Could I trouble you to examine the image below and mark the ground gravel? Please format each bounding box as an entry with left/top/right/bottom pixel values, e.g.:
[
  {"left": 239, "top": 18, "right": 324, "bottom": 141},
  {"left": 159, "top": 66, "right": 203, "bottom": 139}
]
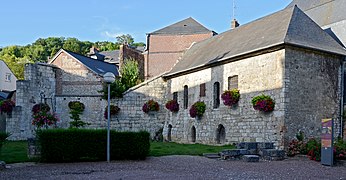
[{"left": 1, "top": 155, "right": 345, "bottom": 180}]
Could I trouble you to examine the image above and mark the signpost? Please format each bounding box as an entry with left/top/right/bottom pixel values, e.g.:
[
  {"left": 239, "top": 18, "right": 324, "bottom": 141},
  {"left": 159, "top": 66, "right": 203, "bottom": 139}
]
[{"left": 321, "top": 118, "right": 334, "bottom": 166}]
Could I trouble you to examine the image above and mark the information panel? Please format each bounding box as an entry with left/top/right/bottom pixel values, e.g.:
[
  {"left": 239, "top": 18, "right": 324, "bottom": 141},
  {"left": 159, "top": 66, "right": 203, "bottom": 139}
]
[{"left": 321, "top": 118, "right": 333, "bottom": 166}]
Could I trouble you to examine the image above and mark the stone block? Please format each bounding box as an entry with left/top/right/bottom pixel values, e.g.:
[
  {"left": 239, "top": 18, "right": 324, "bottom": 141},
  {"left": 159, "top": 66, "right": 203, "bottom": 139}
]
[
  {"left": 238, "top": 142, "right": 258, "bottom": 150},
  {"left": 258, "top": 142, "right": 274, "bottom": 150},
  {"left": 0, "top": 161, "right": 6, "bottom": 170},
  {"left": 243, "top": 155, "right": 260, "bottom": 162},
  {"left": 260, "top": 149, "right": 285, "bottom": 161}
]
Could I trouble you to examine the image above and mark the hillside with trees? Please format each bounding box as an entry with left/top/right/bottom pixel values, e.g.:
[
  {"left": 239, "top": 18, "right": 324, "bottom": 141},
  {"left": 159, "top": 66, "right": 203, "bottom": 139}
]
[{"left": 0, "top": 34, "right": 145, "bottom": 79}]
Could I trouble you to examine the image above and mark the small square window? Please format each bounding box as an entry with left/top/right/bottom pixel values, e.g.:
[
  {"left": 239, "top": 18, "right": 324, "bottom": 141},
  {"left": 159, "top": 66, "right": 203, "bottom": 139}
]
[
  {"left": 5, "top": 73, "right": 11, "bottom": 82},
  {"left": 228, "top": 76, "right": 238, "bottom": 90}
]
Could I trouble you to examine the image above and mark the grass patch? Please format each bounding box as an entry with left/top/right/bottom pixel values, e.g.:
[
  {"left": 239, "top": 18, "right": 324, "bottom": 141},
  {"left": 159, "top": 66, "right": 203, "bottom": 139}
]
[
  {"left": 149, "top": 141, "right": 235, "bottom": 157},
  {"left": 0, "top": 141, "right": 30, "bottom": 164},
  {"left": 0, "top": 141, "right": 236, "bottom": 163}
]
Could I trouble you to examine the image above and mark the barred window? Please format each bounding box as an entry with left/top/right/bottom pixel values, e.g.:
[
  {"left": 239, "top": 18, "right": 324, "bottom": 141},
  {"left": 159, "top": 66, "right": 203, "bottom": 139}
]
[
  {"left": 213, "top": 82, "right": 220, "bottom": 109},
  {"left": 184, "top": 85, "right": 188, "bottom": 109},
  {"left": 200, "top": 83, "right": 206, "bottom": 97}
]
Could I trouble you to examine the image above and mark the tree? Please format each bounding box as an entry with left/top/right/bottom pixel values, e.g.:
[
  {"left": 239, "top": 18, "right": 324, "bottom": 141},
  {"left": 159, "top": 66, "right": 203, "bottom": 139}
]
[
  {"left": 101, "top": 58, "right": 140, "bottom": 99},
  {"left": 116, "top": 34, "right": 134, "bottom": 45},
  {"left": 120, "top": 58, "right": 140, "bottom": 89}
]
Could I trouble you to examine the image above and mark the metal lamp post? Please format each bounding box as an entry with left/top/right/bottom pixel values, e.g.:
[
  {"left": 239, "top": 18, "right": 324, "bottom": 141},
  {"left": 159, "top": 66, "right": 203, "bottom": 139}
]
[{"left": 103, "top": 72, "right": 115, "bottom": 162}]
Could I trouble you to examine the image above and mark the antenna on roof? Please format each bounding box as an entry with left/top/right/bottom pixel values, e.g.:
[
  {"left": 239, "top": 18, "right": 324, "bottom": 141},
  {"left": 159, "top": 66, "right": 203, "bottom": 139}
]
[
  {"left": 231, "top": 0, "right": 239, "bottom": 29},
  {"left": 232, "top": 0, "right": 236, "bottom": 20}
]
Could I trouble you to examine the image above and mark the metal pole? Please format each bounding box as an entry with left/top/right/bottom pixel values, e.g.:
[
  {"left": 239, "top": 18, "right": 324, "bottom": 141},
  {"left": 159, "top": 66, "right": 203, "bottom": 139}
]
[{"left": 107, "top": 83, "right": 111, "bottom": 162}]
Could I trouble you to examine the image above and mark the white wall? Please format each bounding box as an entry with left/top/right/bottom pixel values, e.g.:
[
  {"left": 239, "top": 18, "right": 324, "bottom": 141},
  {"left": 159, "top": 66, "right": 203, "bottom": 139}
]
[{"left": 0, "top": 60, "right": 17, "bottom": 91}]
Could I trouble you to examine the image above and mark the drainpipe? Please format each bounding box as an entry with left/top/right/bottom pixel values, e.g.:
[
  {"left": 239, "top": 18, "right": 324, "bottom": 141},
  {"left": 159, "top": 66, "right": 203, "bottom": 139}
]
[{"left": 340, "top": 60, "right": 345, "bottom": 139}]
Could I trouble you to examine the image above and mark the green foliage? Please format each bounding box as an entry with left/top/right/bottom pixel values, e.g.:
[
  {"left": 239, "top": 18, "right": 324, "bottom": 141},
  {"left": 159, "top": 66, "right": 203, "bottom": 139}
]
[
  {"left": 121, "top": 59, "right": 140, "bottom": 89},
  {"left": 334, "top": 138, "right": 346, "bottom": 160},
  {"left": 116, "top": 34, "right": 134, "bottom": 45},
  {"left": 149, "top": 142, "right": 235, "bottom": 157},
  {"left": 68, "top": 101, "right": 88, "bottom": 128},
  {"left": 189, "top": 101, "right": 206, "bottom": 118},
  {"left": 142, "top": 99, "right": 160, "bottom": 113},
  {"left": 102, "top": 58, "right": 141, "bottom": 99},
  {"left": 36, "top": 129, "right": 150, "bottom": 162},
  {"left": 0, "top": 132, "right": 9, "bottom": 150},
  {"left": 0, "top": 141, "right": 30, "bottom": 164},
  {"left": 306, "top": 138, "right": 321, "bottom": 161},
  {"left": 296, "top": 131, "right": 304, "bottom": 141},
  {"left": 252, "top": 94, "right": 275, "bottom": 112},
  {"left": 0, "top": 36, "right": 145, "bottom": 80}
]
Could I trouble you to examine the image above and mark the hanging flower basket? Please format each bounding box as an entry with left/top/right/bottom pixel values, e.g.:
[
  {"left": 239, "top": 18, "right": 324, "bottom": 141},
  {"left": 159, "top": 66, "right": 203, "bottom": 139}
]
[
  {"left": 104, "top": 105, "right": 120, "bottom": 119},
  {"left": 189, "top": 101, "right": 206, "bottom": 118},
  {"left": 32, "top": 103, "right": 50, "bottom": 114},
  {"left": 252, "top": 94, "right": 275, "bottom": 112},
  {"left": 142, "top": 99, "right": 159, "bottom": 113},
  {"left": 165, "top": 100, "right": 179, "bottom": 113},
  {"left": 32, "top": 111, "right": 59, "bottom": 129},
  {"left": 221, "top": 89, "right": 240, "bottom": 107},
  {"left": 0, "top": 100, "right": 15, "bottom": 114}
]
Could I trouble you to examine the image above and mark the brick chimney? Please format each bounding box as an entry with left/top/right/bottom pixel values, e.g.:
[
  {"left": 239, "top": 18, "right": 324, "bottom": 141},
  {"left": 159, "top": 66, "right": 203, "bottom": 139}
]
[{"left": 231, "top": 19, "right": 239, "bottom": 29}]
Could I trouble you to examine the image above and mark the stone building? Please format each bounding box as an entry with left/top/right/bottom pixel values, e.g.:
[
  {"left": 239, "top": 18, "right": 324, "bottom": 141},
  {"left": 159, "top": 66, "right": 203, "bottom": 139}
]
[
  {"left": 5, "top": 49, "right": 119, "bottom": 140},
  {"left": 5, "top": 3, "right": 346, "bottom": 149},
  {"left": 0, "top": 60, "right": 17, "bottom": 99},
  {"left": 145, "top": 17, "right": 216, "bottom": 79}
]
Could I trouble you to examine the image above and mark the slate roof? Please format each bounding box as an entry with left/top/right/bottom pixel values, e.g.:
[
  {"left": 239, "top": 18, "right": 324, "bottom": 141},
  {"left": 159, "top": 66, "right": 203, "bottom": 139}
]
[
  {"left": 50, "top": 49, "right": 119, "bottom": 77},
  {"left": 288, "top": 0, "right": 346, "bottom": 27},
  {"left": 149, "top": 17, "right": 215, "bottom": 35},
  {"left": 164, "top": 6, "right": 346, "bottom": 78},
  {"left": 99, "top": 50, "right": 120, "bottom": 64}
]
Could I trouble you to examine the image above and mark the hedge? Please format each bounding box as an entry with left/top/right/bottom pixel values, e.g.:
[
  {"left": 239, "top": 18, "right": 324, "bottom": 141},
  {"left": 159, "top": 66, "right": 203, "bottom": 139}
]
[
  {"left": 0, "top": 132, "right": 9, "bottom": 150},
  {"left": 36, "top": 129, "right": 150, "bottom": 162}
]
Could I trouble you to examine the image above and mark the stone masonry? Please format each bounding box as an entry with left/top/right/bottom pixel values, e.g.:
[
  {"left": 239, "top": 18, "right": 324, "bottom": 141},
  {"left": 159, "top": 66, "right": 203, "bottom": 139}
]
[{"left": 163, "top": 47, "right": 343, "bottom": 148}]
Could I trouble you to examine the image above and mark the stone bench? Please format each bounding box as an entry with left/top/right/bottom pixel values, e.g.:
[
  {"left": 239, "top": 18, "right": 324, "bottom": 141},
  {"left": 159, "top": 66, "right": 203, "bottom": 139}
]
[{"left": 243, "top": 155, "right": 260, "bottom": 162}]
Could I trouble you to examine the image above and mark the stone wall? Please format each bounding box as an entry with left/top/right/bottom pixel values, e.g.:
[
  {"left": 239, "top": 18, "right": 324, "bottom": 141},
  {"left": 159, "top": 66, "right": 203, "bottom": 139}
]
[
  {"left": 164, "top": 50, "right": 286, "bottom": 147},
  {"left": 284, "top": 47, "right": 343, "bottom": 144},
  {"left": 7, "top": 63, "right": 57, "bottom": 140},
  {"left": 110, "top": 76, "right": 168, "bottom": 137}
]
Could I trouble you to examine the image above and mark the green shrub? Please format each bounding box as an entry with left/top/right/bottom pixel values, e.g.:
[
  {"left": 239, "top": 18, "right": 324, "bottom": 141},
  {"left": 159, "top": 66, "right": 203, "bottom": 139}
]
[
  {"left": 306, "top": 138, "right": 321, "bottom": 161},
  {"left": 334, "top": 138, "right": 346, "bottom": 160},
  {"left": 0, "top": 132, "right": 9, "bottom": 150},
  {"left": 36, "top": 129, "right": 150, "bottom": 162}
]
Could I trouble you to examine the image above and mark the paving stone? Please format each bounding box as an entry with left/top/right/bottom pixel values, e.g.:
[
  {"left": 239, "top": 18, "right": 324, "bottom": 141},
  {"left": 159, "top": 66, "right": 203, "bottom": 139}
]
[
  {"left": 203, "top": 153, "right": 220, "bottom": 159},
  {"left": 243, "top": 155, "right": 260, "bottom": 162}
]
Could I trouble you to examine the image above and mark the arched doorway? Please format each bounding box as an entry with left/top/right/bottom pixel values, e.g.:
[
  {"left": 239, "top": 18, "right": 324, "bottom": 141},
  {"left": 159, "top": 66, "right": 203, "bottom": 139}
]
[
  {"left": 216, "top": 124, "right": 226, "bottom": 144},
  {"left": 191, "top": 126, "right": 196, "bottom": 143},
  {"left": 167, "top": 124, "right": 172, "bottom": 142}
]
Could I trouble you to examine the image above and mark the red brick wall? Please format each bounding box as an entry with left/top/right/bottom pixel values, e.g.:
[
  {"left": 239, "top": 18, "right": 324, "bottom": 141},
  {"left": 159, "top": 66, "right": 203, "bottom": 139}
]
[
  {"left": 146, "top": 33, "right": 213, "bottom": 78},
  {"left": 119, "top": 45, "right": 145, "bottom": 80}
]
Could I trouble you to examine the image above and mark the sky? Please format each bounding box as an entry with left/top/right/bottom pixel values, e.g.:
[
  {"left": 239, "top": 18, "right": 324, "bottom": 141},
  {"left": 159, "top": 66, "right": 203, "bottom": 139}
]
[{"left": 0, "top": 0, "right": 292, "bottom": 47}]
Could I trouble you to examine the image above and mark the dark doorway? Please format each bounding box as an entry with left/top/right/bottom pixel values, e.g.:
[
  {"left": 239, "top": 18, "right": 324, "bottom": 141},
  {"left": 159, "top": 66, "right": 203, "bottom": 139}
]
[
  {"left": 191, "top": 126, "right": 196, "bottom": 143},
  {"left": 167, "top": 124, "right": 172, "bottom": 141},
  {"left": 216, "top": 124, "right": 226, "bottom": 144}
]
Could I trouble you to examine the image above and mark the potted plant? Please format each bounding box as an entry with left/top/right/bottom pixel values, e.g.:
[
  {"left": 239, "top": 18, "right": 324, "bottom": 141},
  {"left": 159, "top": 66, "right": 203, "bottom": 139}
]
[
  {"left": 31, "top": 103, "right": 58, "bottom": 129},
  {"left": 189, "top": 101, "right": 206, "bottom": 119},
  {"left": 251, "top": 94, "right": 275, "bottom": 112},
  {"left": 142, "top": 99, "right": 160, "bottom": 113},
  {"left": 68, "top": 101, "right": 89, "bottom": 128},
  {"left": 104, "top": 105, "right": 120, "bottom": 119},
  {"left": 165, "top": 100, "right": 179, "bottom": 113},
  {"left": 221, "top": 89, "right": 240, "bottom": 107}
]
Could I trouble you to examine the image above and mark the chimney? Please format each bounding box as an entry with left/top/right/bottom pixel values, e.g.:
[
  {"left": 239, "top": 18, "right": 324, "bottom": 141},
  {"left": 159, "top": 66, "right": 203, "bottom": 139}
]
[
  {"left": 89, "top": 46, "right": 99, "bottom": 55},
  {"left": 231, "top": 19, "right": 239, "bottom": 29}
]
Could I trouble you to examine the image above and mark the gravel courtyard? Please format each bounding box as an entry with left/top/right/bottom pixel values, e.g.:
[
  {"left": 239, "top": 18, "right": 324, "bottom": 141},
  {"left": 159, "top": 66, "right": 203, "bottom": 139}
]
[{"left": 1, "top": 155, "right": 345, "bottom": 180}]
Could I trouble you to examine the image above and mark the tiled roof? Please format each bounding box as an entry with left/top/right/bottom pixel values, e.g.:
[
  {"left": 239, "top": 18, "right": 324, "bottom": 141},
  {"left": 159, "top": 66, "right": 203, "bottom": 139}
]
[
  {"left": 164, "top": 6, "right": 346, "bottom": 78},
  {"left": 99, "top": 50, "right": 120, "bottom": 64},
  {"left": 149, "top": 17, "right": 215, "bottom": 35},
  {"left": 50, "top": 49, "right": 119, "bottom": 77},
  {"left": 287, "top": 0, "right": 346, "bottom": 27}
]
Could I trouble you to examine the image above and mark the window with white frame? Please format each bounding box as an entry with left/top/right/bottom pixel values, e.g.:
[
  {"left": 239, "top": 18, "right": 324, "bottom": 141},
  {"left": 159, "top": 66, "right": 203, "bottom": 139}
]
[{"left": 5, "top": 73, "right": 11, "bottom": 82}]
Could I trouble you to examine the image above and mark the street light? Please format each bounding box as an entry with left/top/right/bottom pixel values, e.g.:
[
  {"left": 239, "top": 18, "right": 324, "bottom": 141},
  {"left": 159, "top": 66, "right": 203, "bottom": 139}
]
[{"left": 103, "top": 72, "right": 115, "bottom": 162}]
